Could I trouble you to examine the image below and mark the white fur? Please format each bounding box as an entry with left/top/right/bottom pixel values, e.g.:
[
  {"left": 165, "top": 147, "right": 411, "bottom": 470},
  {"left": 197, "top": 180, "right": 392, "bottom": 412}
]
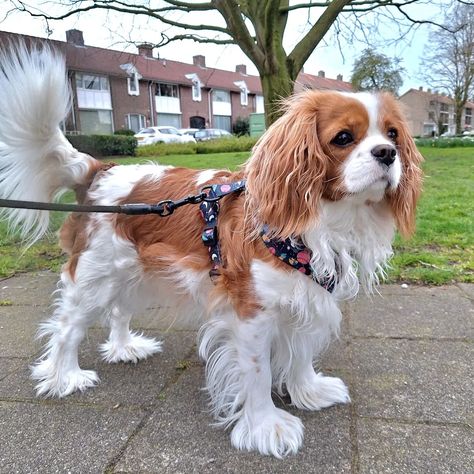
[
  {"left": 0, "top": 42, "right": 95, "bottom": 243},
  {"left": 1, "top": 47, "right": 404, "bottom": 457},
  {"left": 343, "top": 93, "right": 402, "bottom": 197}
]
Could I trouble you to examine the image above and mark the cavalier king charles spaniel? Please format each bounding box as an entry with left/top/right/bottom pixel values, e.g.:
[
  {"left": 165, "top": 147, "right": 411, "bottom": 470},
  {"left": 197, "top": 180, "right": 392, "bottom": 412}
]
[{"left": 0, "top": 45, "right": 422, "bottom": 457}]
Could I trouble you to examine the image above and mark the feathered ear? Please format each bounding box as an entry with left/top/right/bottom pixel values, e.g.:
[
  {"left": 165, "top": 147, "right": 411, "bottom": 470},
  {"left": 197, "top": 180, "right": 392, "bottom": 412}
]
[
  {"left": 245, "top": 92, "right": 327, "bottom": 239},
  {"left": 388, "top": 117, "right": 423, "bottom": 238}
]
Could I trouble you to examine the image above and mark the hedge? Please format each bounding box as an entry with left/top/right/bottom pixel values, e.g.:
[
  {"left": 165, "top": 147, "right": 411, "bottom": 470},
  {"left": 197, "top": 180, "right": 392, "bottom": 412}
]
[
  {"left": 136, "top": 135, "right": 259, "bottom": 157},
  {"left": 415, "top": 137, "right": 474, "bottom": 148},
  {"left": 66, "top": 134, "right": 137, "bottom": 156}
]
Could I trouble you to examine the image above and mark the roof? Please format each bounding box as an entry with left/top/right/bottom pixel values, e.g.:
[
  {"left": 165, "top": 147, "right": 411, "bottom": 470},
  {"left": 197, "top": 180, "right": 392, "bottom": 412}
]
[
  {"left": 0, "top": 29, "right": 352, "bottom": 95},
  {"left": 400, "top": 88, "right": 474, "bottom": 108}
]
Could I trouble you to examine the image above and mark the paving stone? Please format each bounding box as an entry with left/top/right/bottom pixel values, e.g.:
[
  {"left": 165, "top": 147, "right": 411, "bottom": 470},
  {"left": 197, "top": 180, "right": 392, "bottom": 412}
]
[
  {"left": 0, "top": 329, "right": 197, "bottom": 408},
  {"left": 352, "top": 339, "right": 473, "bottom": 424},
  {"left": 0, "top": 271, "right": 58, "bottom": 306},
  {"left": 375, "top": 284, "right": 466, "bottom": 297},
  {"left": 0, "top": 358, "right": 25, "bottom": 381},
  {"left": 457, "top": 282, "right": 474, "bottom": 301},
  {"left": 0, "top": 401, "right": 143, "bottom": 473},
  {"left": 115, "top": 365, "right": 352, "bottom": 473},
  {"left": 0, "top": 305, "right": 48, "bottom": 357},
  {"left": 350, "top": 288, "right": 474, "bottom": 339},
  {"left": 357, "top": 419, "right": 474, "bottom": 474}
]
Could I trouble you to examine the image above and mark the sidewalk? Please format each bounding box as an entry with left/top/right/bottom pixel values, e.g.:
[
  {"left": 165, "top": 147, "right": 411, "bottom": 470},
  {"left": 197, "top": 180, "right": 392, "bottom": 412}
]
[{"left": 1, "top": 271, "right": 472, "bottom": 473}]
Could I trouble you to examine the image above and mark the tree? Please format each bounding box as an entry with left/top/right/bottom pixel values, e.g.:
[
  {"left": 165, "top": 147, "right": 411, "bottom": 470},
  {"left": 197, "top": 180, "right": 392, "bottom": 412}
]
[
  {"left": 351, "top": 48, "right": 404, "bottom": 94},
  {"left": 5, "top": 0, "right": 467, "bottom": 126},
  {"left": 421, "top": 3, "right": 474, "bottom": 134}
]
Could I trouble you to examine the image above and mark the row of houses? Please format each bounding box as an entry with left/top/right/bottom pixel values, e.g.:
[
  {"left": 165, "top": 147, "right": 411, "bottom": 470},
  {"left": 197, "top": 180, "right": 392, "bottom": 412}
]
[
  {"left": 0, "top": 29, "right": 472, "bottom": 137},
  {"left": 0, "top": 29, "right": 352, "bottom": 135}
]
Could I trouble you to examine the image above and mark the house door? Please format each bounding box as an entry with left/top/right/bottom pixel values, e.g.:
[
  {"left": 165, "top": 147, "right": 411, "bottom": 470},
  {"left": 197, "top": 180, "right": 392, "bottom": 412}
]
[{"left": 190, "top": 116, "right": 205, "bottom": 129}]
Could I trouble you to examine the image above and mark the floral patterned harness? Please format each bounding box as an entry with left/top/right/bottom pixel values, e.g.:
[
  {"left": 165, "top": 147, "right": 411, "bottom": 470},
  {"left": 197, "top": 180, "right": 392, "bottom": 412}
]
[{"left": 200, "top": 181, "right": 337, "bottom": 293}]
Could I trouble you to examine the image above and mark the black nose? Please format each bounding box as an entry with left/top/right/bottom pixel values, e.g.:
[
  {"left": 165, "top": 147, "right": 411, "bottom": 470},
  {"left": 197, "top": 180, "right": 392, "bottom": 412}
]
[{"left": 371, "top": 145, "right": 397, "bottom": 167}]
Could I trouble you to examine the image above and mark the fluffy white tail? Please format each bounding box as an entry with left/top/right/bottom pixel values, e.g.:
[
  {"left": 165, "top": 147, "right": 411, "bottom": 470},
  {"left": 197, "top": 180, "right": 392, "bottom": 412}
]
[{"left": 0, "top": 42, "right": 94, "bottom": 243}]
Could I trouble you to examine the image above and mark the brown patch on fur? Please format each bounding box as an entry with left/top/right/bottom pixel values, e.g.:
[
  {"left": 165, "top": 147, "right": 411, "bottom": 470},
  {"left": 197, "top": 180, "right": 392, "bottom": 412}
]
[
  {"left": 244, "top": 91, "right": 371, "bottom": 238},
  {"left": 60, "top": 159, "right": 117, "bottom": 280},
  {"left": 114, "top": 167, "right": 295, "bottom": 318},
  {"left": 378, "top": 93, "right": 423, "bottom": 237}
]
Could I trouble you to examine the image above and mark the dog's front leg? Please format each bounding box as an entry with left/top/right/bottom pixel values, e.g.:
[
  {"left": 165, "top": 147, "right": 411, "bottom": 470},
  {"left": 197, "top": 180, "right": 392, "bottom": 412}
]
[{"left": 200, "top": 312, "right": 303, "bottom": 458}]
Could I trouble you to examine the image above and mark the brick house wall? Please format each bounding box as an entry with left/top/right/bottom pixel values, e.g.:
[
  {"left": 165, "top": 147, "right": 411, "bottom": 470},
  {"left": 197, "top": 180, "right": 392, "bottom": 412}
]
[
  {"left": 110, "top": 76, "right": 152, "bottom": 131},
  {"left": 180, "top": 86, "right": 211, "bottom": 129}
]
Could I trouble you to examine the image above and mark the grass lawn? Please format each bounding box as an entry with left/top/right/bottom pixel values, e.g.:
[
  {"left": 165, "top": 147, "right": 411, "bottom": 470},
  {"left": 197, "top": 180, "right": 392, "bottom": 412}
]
[{"left": 0, "top": 147, "right": 472, "bottom": 284}]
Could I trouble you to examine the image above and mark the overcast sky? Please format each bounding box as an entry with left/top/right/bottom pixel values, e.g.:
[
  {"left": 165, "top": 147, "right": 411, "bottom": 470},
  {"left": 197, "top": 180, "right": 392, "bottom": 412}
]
[{"left": 0, "top": 1, "right": 451, "bottom": 93}]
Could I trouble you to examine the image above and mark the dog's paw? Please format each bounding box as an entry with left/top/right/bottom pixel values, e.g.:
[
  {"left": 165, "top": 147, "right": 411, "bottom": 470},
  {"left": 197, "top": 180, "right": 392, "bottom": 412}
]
[
  {"left": 99, "top": 332, "right": 162, "bottom": 364},
  {"left": 289, "top": 373, "right": 350, "bottom": 410},
  {"left": 230, "top": 408, "right": 304, "bottom": 458},
  {"left": 31, "top": 361, "right": 99, "bottom": 398}
]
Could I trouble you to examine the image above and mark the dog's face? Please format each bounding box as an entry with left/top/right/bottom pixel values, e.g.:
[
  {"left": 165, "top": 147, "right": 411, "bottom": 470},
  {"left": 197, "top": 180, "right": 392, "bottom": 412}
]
[{"left": 246, "top": 90, "right": 423, "bottom": 238}]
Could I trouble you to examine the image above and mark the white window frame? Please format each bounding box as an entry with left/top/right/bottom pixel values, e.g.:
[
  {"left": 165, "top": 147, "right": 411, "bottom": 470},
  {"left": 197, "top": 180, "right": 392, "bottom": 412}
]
[
  {"left": 120, "top": 63, "right": 142, "bottom": 97},
  {"left": 234, "top": 80, "right": 248, "bottom": 106},
  {"left": 126, "top": 113, "right": 146, "bottom": 132},
  {"left": 185, "top": 73, "right": 202, "bottom": 102},
  {"left": 127, "top": 72, "right": 140, "bottom": 96}
]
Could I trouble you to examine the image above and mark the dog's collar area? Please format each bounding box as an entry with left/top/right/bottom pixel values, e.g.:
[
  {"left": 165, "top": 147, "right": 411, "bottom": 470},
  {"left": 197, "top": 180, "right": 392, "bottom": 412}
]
[
  {"left": 260, "top": 225, "right": 338, "bottom": 293},
  {"left": 200, "top": 181, "right": 338, "bottom": 293}
]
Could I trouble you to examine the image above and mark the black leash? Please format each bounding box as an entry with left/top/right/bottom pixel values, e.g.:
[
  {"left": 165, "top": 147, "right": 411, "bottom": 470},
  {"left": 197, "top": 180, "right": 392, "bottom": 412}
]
[{"left": 0, "top": 184, "right": 235, "bottom": 217}]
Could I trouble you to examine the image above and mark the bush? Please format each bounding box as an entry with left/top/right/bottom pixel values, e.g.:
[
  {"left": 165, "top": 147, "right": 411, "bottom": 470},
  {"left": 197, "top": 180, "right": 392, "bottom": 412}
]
[
  {"left": 415, "top": 137, "right": 474, "bottom": 148},
  {"left": 232, "top": 117, "right": 250, "bottom": 136},
  {"left": 67, "top": 134, "right": 137, "bottom": 156},
  {"left": 136, "top": 135, "right": 259, "bottom": 157},
  {"left": 114, "top": 129, "right": 135, "bottom": 136}
]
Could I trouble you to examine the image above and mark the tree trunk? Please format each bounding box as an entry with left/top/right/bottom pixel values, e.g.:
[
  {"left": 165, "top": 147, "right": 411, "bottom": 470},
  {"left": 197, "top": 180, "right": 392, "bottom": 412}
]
[{"left": 260, "top": 70, "right": 295, "bottom": 127}]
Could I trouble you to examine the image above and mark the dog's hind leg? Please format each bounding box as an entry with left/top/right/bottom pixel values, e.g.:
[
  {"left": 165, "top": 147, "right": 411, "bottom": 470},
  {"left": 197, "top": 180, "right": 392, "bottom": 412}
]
[
  {"left": 31, "top": 272, "right": 100, "bottom": 398},
  {"left": 99, "top": 305, "right": 162, "bottom": 363}
]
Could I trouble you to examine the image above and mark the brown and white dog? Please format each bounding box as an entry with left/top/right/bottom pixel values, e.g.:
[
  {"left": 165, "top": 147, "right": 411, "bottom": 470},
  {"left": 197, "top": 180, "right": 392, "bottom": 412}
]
[{"left": 0, "top": 45, "right": 422, "bottom": 457}]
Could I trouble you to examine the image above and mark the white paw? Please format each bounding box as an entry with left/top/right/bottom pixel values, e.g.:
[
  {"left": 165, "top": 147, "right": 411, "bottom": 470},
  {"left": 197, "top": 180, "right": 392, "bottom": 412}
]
[
  {"left": 99, "top": 332, "right": 162, "bottom": 363},
  {"left": 289, "top": 373, "right": 351, "bottom": 410},
  {"left": 230, "top": 408, "right": 304, "bottom": 458},
  {"left": 31, "top": 360, "right": 99, "bottom": 398}
]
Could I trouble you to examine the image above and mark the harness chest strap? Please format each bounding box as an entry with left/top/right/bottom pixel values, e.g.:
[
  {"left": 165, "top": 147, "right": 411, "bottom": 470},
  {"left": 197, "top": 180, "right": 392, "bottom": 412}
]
[{"left": 200, "top": 181, "right": 337, "bottom": 293}]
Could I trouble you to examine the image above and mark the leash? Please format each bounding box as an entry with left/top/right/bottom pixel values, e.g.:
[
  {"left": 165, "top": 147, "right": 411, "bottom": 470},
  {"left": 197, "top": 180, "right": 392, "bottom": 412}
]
[{"left": 0, "top": 184, "right": 236, "bottom": 217}]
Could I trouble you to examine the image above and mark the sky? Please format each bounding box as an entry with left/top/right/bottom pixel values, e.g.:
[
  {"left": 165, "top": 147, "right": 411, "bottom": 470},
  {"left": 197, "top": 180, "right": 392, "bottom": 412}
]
[{"left": 0, "top": 1, "right": 451, "bottom": 94}]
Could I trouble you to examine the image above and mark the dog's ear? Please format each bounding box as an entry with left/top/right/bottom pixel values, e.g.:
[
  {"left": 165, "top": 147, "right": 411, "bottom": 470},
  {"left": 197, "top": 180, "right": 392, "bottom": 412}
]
[
  {"left": 245, "top": 92, "right": 327, "bottom": 239},
  {"left": 388, "top": 115, "right": 423, "bottom": 238}
]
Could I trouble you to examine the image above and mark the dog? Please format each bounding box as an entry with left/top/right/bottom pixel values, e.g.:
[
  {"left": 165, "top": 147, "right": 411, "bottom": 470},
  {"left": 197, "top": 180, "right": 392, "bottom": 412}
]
[{"left": 0, "top": 44, "right": 422, "bottom": 458}]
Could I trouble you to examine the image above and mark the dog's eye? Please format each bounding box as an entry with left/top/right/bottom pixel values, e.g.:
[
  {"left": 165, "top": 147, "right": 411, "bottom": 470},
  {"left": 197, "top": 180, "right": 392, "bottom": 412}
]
[
  {"left": 331, "top": 131, "right": 354, "bottom": 147},
  {"left": 387, "top": 128, "right": 398, "bottom": 141}
]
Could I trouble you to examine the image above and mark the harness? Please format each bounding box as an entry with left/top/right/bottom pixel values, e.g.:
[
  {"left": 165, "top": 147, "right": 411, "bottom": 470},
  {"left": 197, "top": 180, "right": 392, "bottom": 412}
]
[{"left": 200, "top": 181, "right": 337, "bottom": 293}]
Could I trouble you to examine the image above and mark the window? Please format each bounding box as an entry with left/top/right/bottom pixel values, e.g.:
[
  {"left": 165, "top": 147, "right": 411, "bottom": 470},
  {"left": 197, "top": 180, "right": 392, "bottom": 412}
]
[
  {"left": 156, "top": 83, "right": 179, "bottom": 98},
  {"left": 440, "top": 112, "right": 449, "bottom": 124},
  {"left": 156, "top": 113, "right": 181, "bottom": 128},
  {"left": 212, "top": 90, "right": 231, "bottom": 103},
  {"left": 213, "top": 115, "right": 231, "bottom": 132},
  {"left": 126, "top": 114, "right": 145, "bottom": 133},
  {"left": 76, "top": 73, "right": 109, "bottom": 91},
  {"left": 234, "top": 81, "right": 248, "bottom": 106},
  {"left": 79, "top": 110, "right": 113, "bottom": 134},
  {"left": 440, "top": 103, "right": 449, "bottom": 112},
  {"left": 127, "top": 72, "right": 139, "bottom": 96},
  {"left": 428, "top": 112, "right": 435, "bottom": 121},
  {"left": 465, "top": 108, "right": 472, "bottom": 126},
  {"left": 185, "top": 73, "right": 202, "bottom": 102}
]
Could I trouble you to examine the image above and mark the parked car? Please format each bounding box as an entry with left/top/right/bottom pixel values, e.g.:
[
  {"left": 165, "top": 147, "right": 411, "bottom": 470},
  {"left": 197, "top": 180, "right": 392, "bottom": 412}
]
[
  {"left": 194, "top": 128, "right": 232, "bottom": 141},
  {"left": 134, "top": 126, "right": 196, "bottom": 146},
  {"left": 179, "top": 128, "right": 199, "bottom": 137}
]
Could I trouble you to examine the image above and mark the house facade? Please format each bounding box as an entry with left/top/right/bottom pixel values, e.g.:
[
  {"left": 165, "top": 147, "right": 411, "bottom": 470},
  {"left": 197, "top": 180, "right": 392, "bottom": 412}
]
[
  {"left": 399, "top": 87, "right": 473, "bottom": 137},
  {"left": 0, "top": 29, "right": 353, "bottom": 134}
]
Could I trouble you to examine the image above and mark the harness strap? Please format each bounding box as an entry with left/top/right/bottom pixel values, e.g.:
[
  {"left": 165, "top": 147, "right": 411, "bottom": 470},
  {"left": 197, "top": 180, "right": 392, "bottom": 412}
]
[{"left": 199, "top": 181, "right": 246, "bottom": 279}]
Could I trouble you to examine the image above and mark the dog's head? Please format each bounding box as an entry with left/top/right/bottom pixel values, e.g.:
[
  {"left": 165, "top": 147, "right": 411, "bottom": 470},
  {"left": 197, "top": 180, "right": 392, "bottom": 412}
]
[{"left": 245, "top": 90, "right": 423, "bottom": 238}]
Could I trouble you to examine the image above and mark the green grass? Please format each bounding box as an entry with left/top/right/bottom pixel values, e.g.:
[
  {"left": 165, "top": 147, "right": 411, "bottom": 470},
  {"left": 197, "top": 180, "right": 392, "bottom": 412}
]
[{"left": 0, "top": 148, "right": 472, "bottom": 284}]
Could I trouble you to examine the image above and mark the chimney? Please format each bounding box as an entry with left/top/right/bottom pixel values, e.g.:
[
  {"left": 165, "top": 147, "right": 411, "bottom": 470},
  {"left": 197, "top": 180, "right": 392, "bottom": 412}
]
[
  {"left": 337, "top": 74, "right": 343, "bottom": 81},
  {"left": 427, "top": 88, "right": 432, "bottom": 93},
  {"left": 318, "top": 70, "right": 325, "bottom": 78},
  {"left": 66, "top": 29, "right": 84, "bottom": 47},
  {"left": 236, "top": 64, "right": 247, "bottom": 75},
  {"left": 419, "top": 86, "right": 423, "bottom": 91},
  {"left": 193, "top": 55, "right": 206, "bottom": 68},
  {"left": 138, "top": 43, "right": 154, "bottom": 58}
]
